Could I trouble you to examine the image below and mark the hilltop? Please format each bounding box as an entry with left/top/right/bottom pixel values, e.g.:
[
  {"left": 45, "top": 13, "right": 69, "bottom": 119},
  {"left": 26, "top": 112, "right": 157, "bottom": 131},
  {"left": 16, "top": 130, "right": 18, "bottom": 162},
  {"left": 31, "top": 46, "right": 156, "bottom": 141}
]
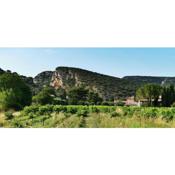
[
  {"left": 1, "top": 66, "right": 175, "bottom": 100},
  {"left": 33, "top": 66, "right": 137, "bottom": 100}
]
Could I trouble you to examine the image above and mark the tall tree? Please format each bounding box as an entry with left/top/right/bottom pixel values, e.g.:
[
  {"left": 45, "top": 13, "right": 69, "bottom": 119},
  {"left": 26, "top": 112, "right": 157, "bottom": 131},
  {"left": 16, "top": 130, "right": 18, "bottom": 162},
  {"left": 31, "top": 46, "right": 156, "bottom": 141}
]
[
  {"left": 68, "top": 87, "right": 89, "bottom": 105},
  {"left": 32, "top": 87, "right": 55, "bottom": 105},
  {"left": 162, "top": 85, "right": 175, "bottom": 107},
  {"left": 0, "top": 73, "right": 32, "bottom": 110},
  {"left": 136, "top": 84, "right": 162, "bottom": 106},
  {"left": 54, "top": 88, "right": 67, "bottom": 105},
  {"left": 87, "top": 91, "right": 103, "bottom": 105}
]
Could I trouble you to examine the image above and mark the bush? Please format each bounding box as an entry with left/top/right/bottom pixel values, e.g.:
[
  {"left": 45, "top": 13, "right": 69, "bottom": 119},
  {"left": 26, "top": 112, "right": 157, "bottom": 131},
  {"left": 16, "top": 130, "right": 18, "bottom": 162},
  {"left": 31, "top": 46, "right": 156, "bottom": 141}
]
[
  {"left": 161, "top": 111, "right": 174, "bottom": 122},
  {"left": 77, "top": 109, "right": 89, "bottom": 117},
  {"left": 5, "top": 111, "right": 14, "bottom": 120},
  {"left": 97, "top": 106, "right": 110, "bottom": 113},
  {"left": 53, "top": 105, "right": 61, "bottom": 113},
  {"left": 11, "top": 120, "right": 24, "bottom": 128},
  {"left": 67, "top": 106, "right": 78, "bottom": 114},
  {"left": 143, "top": 108, "right": 158, "bottom": 119},
  {"left": 28, "top": 113, "right": 36, "bottom": 120},
  {"left": 38, "top": 105, "right": 54, "bottom": 115},
  {"left": 89, "top": 106, "right": 100, "bottom": 113},
  {"left": 23, "top": 105, "right": 40, "bottom": 115}
]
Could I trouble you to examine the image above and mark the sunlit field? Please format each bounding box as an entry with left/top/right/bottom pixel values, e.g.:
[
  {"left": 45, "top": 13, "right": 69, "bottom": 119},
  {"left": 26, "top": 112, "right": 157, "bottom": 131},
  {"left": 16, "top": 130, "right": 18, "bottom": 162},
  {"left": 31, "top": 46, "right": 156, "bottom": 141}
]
[{"left": 1, "top": 105, "right": 175, "bottom": 128}]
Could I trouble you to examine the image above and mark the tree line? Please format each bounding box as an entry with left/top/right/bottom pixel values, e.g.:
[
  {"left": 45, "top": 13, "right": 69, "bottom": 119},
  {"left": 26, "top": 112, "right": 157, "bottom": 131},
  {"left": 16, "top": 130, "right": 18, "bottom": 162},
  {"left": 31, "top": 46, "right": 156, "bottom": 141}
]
[
  {"left": 32, "top": 86, "right": 103, "bottom": 106},
  {"left": 136, "top": 84, "right": 175, "bottom": 107}
]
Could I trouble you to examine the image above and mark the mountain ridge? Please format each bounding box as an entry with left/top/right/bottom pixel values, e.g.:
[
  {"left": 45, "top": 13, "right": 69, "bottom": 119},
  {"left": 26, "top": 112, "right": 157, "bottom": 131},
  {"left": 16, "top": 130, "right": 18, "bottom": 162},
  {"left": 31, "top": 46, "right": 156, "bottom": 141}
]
[{"left": 1, "top": 66, "right": 175, "bottom": 100}]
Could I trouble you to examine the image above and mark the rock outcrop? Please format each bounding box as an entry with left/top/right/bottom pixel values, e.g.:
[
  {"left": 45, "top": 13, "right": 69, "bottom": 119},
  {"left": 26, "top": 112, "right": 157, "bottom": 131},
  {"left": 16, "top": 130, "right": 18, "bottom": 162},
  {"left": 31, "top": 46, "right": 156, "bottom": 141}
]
[
  {"left": 50, "top": 71, "right": 63, "bottom": 89},
  {"left": 32, "top": 67, "right": 175, "bottom": 100},
  {"left": 1, "top": 66, "right": 175, "bottom": 100},
  {"left": 32, "top": 67, "right": 136, "bottom": 100}
]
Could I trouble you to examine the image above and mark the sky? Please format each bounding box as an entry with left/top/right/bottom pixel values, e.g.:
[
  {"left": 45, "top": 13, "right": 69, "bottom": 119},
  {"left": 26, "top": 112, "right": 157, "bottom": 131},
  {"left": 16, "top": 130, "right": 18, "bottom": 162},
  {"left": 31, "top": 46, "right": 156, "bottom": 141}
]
[{"left": 0, "top": 48, "right": 175, "bottom": 78}]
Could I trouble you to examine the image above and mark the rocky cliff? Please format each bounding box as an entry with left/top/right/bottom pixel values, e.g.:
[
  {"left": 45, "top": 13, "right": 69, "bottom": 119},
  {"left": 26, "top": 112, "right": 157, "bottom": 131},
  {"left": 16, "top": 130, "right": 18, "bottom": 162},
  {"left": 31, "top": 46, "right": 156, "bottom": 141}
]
[
  {"left": 30, "top": 67, "right": 135, "bottom": 100},
  {"left": 1, "top": 66, "right": 175, "bottom": 100},
  {"left": 32, "top": 67, "right": 141, "bottom": 100},
  {"left": 32, "top": 67, "right": 175, "bottom": 100}
]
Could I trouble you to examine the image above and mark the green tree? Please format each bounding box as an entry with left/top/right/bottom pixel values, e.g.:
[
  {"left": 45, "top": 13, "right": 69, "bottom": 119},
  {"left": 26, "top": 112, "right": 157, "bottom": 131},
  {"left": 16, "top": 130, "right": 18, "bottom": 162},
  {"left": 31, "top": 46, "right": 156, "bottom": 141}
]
[
  {"left": 55, "top": 88, "right": 67, "bottom": 100},
  {"left": 32, "top": 87, "right": 55, "bottom": 105},
  {"left": 162, "top": 85, "right": 175, "bottom": 107},
  {"left": 88, "top": 91, "right": 103, "bottom": 105},
  {"left": 0, "top": 73, "right": 32, "bottom": 110},
  {"left": 68, "top": 87, "right": 89, "bottom": 105},
  {"left": 0, "top": 89, "right": 17, "bottom": 110},
  {"left": 53, "top": 88, "right": 67, "bottom": 105},
  {"left": 136, "top": 84, "right": 162, "bottom": 106}
]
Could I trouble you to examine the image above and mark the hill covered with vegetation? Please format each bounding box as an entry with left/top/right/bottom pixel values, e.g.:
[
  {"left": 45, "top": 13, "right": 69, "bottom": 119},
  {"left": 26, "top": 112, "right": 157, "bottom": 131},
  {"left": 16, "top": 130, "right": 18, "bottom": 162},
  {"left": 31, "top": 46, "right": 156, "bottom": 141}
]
[
  {"left": 1, "top": 66, "right": 175, "bottom": 101},
  {"left": 29, "top": 67, "right": 175, "bottom": 100}
]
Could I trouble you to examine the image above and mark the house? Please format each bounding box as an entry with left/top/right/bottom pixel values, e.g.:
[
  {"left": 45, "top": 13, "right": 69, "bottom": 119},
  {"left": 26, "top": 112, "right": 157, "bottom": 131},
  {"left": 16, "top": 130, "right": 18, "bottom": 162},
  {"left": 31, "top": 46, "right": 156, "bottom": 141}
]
[{"left": 124, "top": 96, "right": 139, "bottom": 106}]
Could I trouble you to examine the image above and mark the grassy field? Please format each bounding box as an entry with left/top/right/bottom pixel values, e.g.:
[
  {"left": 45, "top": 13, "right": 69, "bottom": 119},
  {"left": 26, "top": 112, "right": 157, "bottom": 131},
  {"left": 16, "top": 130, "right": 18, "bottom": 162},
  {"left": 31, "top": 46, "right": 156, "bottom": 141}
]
[{"left": 1, "top": 105, "right": 175, "bottom": 128}]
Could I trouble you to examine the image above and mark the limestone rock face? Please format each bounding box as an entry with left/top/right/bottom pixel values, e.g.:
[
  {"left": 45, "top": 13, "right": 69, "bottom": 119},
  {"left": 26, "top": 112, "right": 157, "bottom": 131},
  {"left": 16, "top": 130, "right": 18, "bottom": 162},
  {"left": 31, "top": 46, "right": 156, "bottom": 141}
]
[
  {"left": 54, "top": 67, "right": 83, "bottom": 88},
  {"left": 50, "top": 71, "right": 63, "bottom": 89}
]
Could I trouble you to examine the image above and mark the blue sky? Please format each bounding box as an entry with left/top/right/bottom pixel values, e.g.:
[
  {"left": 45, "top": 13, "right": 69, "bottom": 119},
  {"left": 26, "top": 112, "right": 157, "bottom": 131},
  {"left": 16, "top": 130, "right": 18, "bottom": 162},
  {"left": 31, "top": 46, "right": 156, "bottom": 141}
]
[{"left": 0, "top": 48, "right": 175, "bottom": 78}]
